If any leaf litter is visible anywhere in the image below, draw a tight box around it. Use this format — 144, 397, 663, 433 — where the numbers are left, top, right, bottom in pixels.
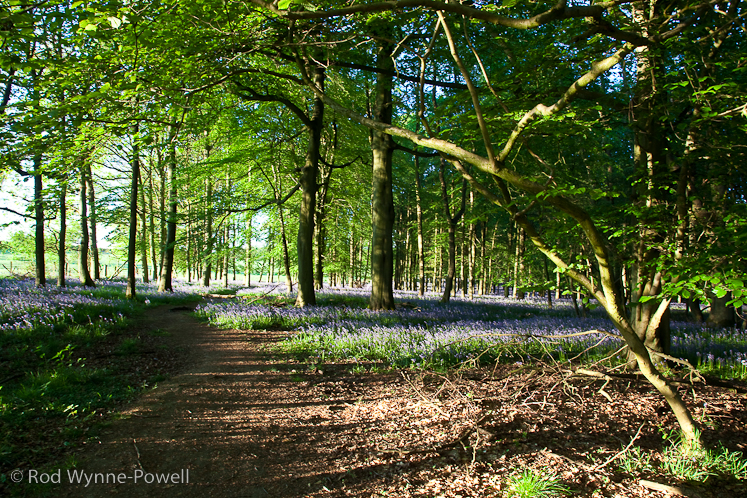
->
30, 305, 745, 498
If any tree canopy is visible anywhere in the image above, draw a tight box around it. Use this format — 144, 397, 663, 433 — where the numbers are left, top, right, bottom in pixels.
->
1, 0, 746, 444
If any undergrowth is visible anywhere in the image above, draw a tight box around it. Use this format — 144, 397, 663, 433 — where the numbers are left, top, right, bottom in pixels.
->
0, 277, 199, 487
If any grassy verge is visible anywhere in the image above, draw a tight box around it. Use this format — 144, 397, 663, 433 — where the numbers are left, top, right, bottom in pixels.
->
0, 277, 198, 493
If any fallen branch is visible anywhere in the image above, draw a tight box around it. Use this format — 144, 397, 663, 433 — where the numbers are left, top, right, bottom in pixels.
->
639, 479, 703, 498
237, 284, 283, 305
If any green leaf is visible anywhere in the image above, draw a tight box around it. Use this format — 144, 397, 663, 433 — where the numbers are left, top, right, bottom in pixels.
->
108, 17, 122, 29
278, 0, 292, 9
715, 288, 728, 299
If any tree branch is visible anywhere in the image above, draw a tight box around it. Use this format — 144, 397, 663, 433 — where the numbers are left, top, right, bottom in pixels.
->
498, 43, 635, 163
319, 154, 361, 169
233, 85, 312, 128
252, 0, 625, 30
259, 49, 467, 89
1, 69, 15, 115
0, 206, 36, 220
225, 183, 301, 213
393, 143, 438, 158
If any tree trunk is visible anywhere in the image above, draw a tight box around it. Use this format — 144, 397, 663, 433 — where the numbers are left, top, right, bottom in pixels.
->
86, 164, 100, 280
223, 222, 230, 287
627, 1, 672, 359
33, 156, 46, 287
148, 164, 159, 283
244, 215, 253, 287
57, 181, 67, 287
138, 172, 149, 284
126, 124, 140, 299
349, 229, 355, 287
279, 206, 293, 293
314, 167, 332, 290
201, 144, 213, 288
79, 163, 95, 287
439, 161, 467, 303
159, 131, 178, 292
296, 67, 324, 307
708, 292, 736, 328
158, 147, 166, 278
414, 156, 426, 296
369, 36, 396, 311
468, 191, 475, 300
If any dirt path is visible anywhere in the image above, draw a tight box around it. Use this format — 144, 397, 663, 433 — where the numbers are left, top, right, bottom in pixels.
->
59, 304, 453, 498
53, 304, 746, 498
59, 305, 365, 497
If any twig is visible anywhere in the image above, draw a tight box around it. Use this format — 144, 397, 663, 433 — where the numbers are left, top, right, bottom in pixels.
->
646, 347, 705, 384
133, 438, 144, 471
574, 368, 613, 380
593, 422, 645, 470
401, 371, 447, 416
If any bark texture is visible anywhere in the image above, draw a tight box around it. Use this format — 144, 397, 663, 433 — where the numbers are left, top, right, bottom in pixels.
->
126, 126, 140, 299
159, 132, 178, 292
296, 67, 325, 307
369, 36, 396, 311
79, 164, 95, 287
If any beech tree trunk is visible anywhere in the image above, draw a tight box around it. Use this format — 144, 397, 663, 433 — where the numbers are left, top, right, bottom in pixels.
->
413, 155, 426, 296
369, 34, 396, 311
201, 144, 213, 287
468, 191, 475, 300
33, 156, 46, 287
159, 131, 178, 292
138, 173, 149, 284
296, 67, 325, 307
79, 163, 95, 287
314, 164, 333, 290
439, 161, 466, 303
708, 292, 736, 328
57, 181, 67, 287
86, 165, 100, 280
148, 165, 159, 282
126, 124, 140, 299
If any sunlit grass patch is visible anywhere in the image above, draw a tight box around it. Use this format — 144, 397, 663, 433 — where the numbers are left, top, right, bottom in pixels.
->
0, 277, 201, 479
506, 469, 571, 498
659, 433, 747, 482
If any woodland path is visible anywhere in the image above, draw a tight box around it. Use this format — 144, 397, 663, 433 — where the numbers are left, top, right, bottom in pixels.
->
55, 303, 747, 498
58, 303, 397, 498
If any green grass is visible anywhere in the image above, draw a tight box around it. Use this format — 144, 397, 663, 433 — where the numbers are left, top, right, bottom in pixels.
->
116, 337, 141, 355
506, 469, 571, 498
0, 279, 201, 490
616, 431, 747, 483
659, 433, 747, 482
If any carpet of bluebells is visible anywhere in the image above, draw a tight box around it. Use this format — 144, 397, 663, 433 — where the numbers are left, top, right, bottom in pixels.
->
0, 278, 199, 338
195, 283, 747, 378
0, 277, 202, 478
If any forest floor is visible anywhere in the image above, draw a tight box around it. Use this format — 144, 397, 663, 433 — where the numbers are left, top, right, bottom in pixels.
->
30, 302, 745, 498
